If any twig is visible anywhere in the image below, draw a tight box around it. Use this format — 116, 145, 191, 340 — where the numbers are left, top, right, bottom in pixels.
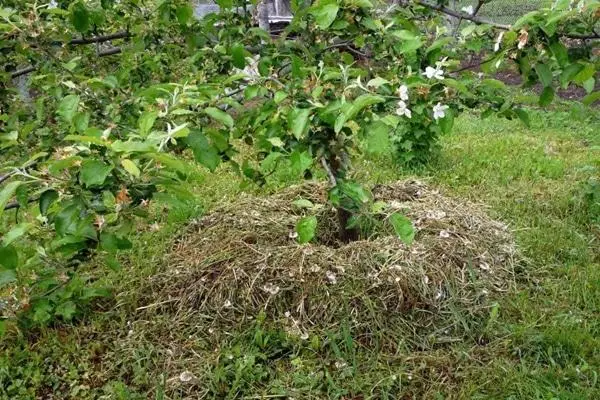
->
416, 0, 511, 30
417, 0, 599, 40
453, 0, 485, 35
452, 54, 496, 73
10, 66, 36, 79
97, 47, 122, 57
321, 158, 337, 187
7, 46, 123, 79
69, 30, 130, 45
0, 171, 15, 185
3, 196, 39, 212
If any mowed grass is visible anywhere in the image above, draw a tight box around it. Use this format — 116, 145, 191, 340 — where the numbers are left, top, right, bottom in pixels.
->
1, 105, 599, 399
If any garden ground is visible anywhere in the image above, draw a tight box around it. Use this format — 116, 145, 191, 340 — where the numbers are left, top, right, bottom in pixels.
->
1, 101, 599, 399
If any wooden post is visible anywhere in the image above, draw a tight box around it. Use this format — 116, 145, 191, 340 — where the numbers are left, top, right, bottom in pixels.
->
257, 0, 270, 31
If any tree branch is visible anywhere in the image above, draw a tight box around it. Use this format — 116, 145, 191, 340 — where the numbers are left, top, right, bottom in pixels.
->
321, 158, 337, 187
3, 196, 38, 212
97, 47, 122, 57
416, 0, 600, 39
416, 0, 511, 30
10, 66, 36, 79
69, 30, 130, 45
7, 46, 123, 79
0, 172, 15, 185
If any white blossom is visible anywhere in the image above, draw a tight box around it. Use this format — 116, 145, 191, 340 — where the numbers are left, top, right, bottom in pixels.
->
518, 29, 529, 50
461, 5, 474, 15
262, 283, 280, 295
423, 66, 444, 80
398, 84, 409, 101
48, 0, 58, 9
179, 371, 195, 382
395, 100, 412, 119
494, 32, 504, 52
326, 270, 337, 284
236, 55, 261, 82
432, 103, 449, 120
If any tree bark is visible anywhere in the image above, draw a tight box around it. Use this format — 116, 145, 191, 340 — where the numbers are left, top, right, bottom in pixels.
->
322, 157, 360, 243
336, 207, 359, 243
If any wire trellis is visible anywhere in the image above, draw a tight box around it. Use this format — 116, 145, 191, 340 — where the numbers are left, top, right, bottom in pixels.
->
456, 0, 554, 24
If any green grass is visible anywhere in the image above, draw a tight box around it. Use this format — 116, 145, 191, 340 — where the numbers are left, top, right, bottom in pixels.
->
1, 105, 599, 399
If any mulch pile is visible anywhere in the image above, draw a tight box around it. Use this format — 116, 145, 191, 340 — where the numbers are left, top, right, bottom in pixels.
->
143, 180, 518, 343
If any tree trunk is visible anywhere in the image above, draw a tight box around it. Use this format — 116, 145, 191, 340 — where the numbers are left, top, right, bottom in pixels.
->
336, 207, 359, 243
323, 156, 360, 243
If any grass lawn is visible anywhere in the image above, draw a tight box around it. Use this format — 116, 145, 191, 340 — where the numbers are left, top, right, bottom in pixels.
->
1, 103, 599, 399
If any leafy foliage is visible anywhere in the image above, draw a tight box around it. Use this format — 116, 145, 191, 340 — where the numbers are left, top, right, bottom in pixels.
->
0, 0, 598, 331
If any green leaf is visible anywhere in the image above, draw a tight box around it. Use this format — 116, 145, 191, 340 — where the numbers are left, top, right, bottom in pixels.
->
55, 301, 77, 321
582, 91, 600, 106
100, 232, 133, 252
205, 107, 234, 128
54, 204, 79, 237
394, 30, 422, 54
57, 95, 80, 124
16, 185, 28, 208
292, 199, 315, 209
231, 43, 246, 69
111, 140, 155, 153
80, 159, 113, 187
389, 213, 415, 245
121, 159, 140, 178
0, 180, 22, 221
2, 223, 32, 247
145, 153, 188, 174
290, 150, 312, 175
535, 64, 553, 87
366, 77, 390, 88
176, 4, 193, 25
515, 109, 531, 128
549, 41, 568, 67
439, 109, 454, 134
0, 270, 16, 287
582, 78, 595, 94
267, 137, 285, 148
69, 1, 90, 33
346, 0, 373, 8
573, 63, 595, 85
73, 112, 89, 133
310, 2, 340, 29
138, 111, 158, 136
288, 108, 311, 140
260, 152, 283, 173
481, 79, 506, 90
64, 135, 107, 146
560, 63, 584, 88
40, 189, 59, 216
335, 95, 384, 133
539, 86, 555, 106
296, 215, 317, 244
0, 245, 18, 270
187, 130, 220, 172
274, 91, 288, 104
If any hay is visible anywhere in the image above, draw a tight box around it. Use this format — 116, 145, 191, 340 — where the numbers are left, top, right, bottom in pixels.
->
146, 180, 517, 342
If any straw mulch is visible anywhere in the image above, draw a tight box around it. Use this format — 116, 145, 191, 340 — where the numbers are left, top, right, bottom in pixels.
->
145, 180, 517, 343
